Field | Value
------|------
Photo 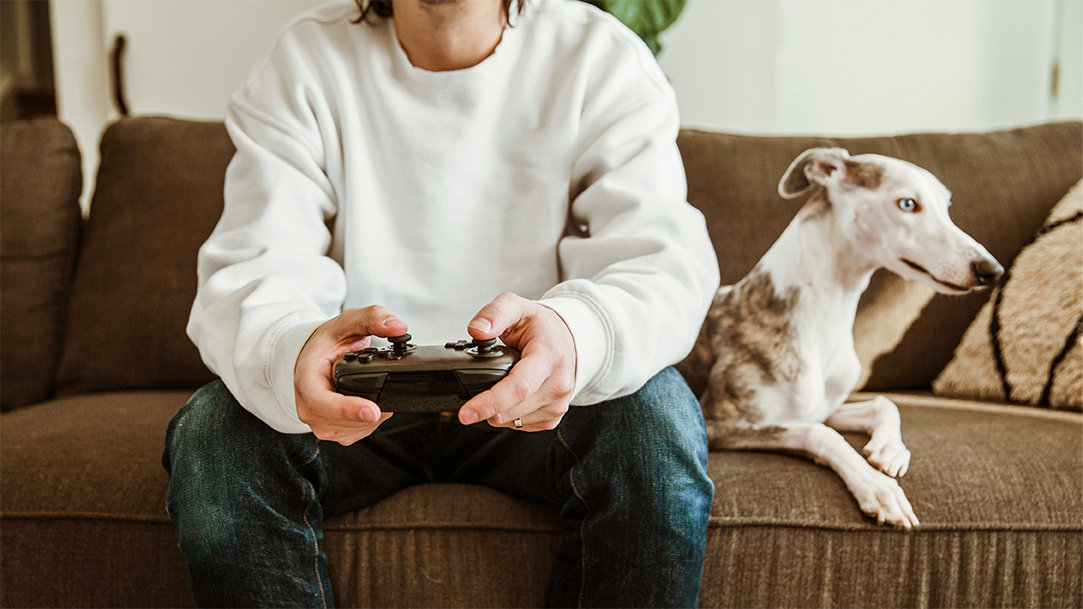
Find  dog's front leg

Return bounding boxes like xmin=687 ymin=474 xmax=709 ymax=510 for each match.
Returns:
xmin=825 ymin=395 xmax=911 ymax=478
xmin=710 ymin=421 xmax=919 ymax=528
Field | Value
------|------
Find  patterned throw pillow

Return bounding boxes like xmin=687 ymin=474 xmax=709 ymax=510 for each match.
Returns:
xmin=933 ymin=180 xmax=1082 ymax=410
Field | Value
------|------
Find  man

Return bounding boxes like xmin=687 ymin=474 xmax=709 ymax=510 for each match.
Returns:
xmin=163 ymin=0 xmax=719 ymax=606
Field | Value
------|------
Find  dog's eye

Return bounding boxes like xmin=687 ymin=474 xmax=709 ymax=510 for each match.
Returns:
xmin=896 ymin=198 xmax=921 ymax=213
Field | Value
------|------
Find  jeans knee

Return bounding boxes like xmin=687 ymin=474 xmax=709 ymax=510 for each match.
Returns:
xmin=563 ymin=367 xmax=713 ymax=521
xmin=163 ymin=380 xmax=319 ymax=522
xmin=164 ymin=380 xmax=307 ymax=468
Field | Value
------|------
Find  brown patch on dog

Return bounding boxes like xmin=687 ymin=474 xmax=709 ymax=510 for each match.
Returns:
xmin=843 ymin=159 xmax=883 ymax=190
xmin=700 ymin=269 xmax=802 ymax=425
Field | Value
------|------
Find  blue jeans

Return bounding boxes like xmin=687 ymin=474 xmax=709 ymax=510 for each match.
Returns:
xmin=163 ymin=367 xmax=712 ymax=608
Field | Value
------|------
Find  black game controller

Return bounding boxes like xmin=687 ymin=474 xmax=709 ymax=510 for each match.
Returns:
xmin=333 ymin=334 xmax=519 ymax=412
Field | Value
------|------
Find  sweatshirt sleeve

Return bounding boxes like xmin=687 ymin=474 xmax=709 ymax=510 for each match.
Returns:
xmin=187 ymin=39 xmax=343 ymax=433
xmin=536 ymin=76 xmax=720 ymax=406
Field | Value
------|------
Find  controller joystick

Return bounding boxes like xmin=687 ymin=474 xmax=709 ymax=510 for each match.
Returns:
xmin=388 ymin=334 xmax=412 ymax=357
xmin=466 ymin=337 xmax=503 ymax=358
xmin=473 ymin=338 xmax=497 ymax=352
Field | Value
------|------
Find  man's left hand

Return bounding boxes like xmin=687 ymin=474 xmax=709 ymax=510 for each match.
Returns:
xmin=460 ymin=292 xmax=576 ymax=431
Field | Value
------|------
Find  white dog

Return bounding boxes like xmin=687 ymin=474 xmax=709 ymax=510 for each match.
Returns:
xmin=684 ymin=148 xmax=1003 ymax=528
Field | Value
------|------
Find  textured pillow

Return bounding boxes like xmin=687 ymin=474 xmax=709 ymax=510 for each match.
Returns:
xmin=55 ymin=117 xmax=233 ymax=394
xmin=0 ymin=119 xmax=82 ymax=410
xmin=933 ymin=180 xmax=1082 ymax=410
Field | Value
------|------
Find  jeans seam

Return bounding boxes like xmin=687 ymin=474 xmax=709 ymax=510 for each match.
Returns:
xmin=295 ymin=446 xmax=327 ymax=608
xmin=557 ymin=428 xmax=589 ymax=609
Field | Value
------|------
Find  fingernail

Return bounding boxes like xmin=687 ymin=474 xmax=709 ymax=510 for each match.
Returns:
xmin=460 ymin=409 xmax=479 ymax=425
xmin=468 ymin=319 xmax=491 ymax=334
xmin=382 ymin=315 xmax=402 ymax=327
xmin=360 ymin=407 xmax=378 ymax=422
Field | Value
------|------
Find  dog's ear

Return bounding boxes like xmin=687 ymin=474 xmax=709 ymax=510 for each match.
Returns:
xmin=778 ymin=148 xmax=851 ymax=199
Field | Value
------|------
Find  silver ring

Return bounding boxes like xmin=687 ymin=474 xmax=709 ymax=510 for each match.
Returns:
xmin=513 ymin=418 xmax=523 ymax=429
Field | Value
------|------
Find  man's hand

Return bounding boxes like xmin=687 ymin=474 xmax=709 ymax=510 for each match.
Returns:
xmin=294 ymin=306 xmax=408 ymax=445
xmin=460 ymin=292 xmax=576 ymax=431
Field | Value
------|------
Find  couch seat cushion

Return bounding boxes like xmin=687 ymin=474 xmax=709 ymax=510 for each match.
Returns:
xmin=699 ymin=393 xmax=1082 ymax=609
xmin=710 ymin=393 xmax=1082 ymax=529
xmin=2 ymin=392 xmax=1079 ymax=607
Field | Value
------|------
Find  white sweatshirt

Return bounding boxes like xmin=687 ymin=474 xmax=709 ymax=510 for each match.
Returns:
xmin=188 ymin=0 xmax=720 ymax=433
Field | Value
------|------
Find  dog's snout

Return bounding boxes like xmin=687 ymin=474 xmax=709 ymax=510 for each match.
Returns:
xmin=972 ymin=258 xmax=1004 ymax=286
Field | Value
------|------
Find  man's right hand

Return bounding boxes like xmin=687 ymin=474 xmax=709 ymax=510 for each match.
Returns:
xmin=294 ymin=305 xmax=408 ymax=445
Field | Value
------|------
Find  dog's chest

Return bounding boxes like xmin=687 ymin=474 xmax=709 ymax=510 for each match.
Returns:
xmin=803 ymin=323 xmax=862 ymax=415
xmin=703 ymin=271 xmax=864 ymax=424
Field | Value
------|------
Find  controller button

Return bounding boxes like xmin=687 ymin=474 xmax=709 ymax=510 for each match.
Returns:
xmin=344 ymin=352 xmax=358 ymax=362
xmin=358 ymin=354 xmax=375 ymax=363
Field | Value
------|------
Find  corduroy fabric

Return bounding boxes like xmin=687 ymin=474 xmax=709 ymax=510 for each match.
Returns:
xmin=54 ymin=117 xmax=232 ymax=395
xmin=0 ymin=118 xmax=82 ymax=410
xmin=700 ymin=527 xmax=1081 ymax=609
xmin=678 ymin=122 xmax=1083 ymax=391
xmin=2 ymin=392 xmax=1078 ymax=607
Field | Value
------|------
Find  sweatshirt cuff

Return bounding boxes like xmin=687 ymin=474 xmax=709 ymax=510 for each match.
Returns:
xmin=536 ymin=294 xmax=611 ymax=405
xmin=266 ymin=314 xmax=327 ymax=433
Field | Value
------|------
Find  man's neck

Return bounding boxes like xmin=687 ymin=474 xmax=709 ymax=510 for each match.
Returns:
xmin=392 ymin=0 xmax=508 ymax=72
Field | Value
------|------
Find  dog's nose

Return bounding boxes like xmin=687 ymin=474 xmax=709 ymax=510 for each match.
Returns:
xmin=972 ymin=258 xmax=1004 ymax=286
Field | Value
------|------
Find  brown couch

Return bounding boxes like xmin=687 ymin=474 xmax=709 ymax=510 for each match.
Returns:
xmin=2 ymin=116 xmax=1080 ymax=608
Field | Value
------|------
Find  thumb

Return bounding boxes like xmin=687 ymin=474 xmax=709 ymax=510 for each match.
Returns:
xmin=328 ymin=306 xmax=408 ymax=343
xmin=468 ymin=292 xmax=526 ymax=341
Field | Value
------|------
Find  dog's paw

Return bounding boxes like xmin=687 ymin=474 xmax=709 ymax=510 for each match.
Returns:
xmin=863 ymin=433 xmax=911 ymax=478
xmin=852 ymin=471 xmax=920 ymax=529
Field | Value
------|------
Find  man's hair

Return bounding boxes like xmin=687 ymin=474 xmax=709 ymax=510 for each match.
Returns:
xmin=353 ymin=0 xmax=523 ymax=23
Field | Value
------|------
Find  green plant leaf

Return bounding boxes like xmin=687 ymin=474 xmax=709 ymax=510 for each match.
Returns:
xmin=583 ymin=0 xmax=687 ymax=55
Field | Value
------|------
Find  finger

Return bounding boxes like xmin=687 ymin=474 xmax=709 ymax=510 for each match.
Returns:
xmin=331 ymin=303 xmax=407 ymax=342
xmin=315 ymin=412 xmax=394 ymax=446
xmin=468 ymin=292 xmax=526 ymax=341
xmin=303 ymin=308 xmax=409 ymax=378
xmin=298 ymin=380 xmax=384 ymax=425
xmin=458 ymin=352 xmax=548 ymax=425
xmin=485 ymin=373 xmax=570 ymax=429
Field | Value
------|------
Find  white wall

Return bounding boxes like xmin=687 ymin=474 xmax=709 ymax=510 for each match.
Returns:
xmin=50 ymin=0 xmax=113 ymax=210
xmin=52 ymin=0 xmax=1081 ymax=207
xmin=100 ymin=0 xmax=324 ymax=120
xmin=657 ymin=0 xmax=1076 ymax=136
xmin=1052 ymin=0 xmax=1083 ymax=121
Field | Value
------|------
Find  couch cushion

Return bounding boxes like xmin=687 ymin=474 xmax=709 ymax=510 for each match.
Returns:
xmin=55 ymin=117 xmax=233 ymax=394
xmin=678 ymin=121 xmax=1083 ymax=391
xmin=701 ymin=393 xmax=1082 ymax=608
xmin=934 ymin=180 xmax=1083 ymax=410
xmin=2 ymin=391 xmax=1079 ymax=607
xmin=0 ymin=391 xmax=559 ymax=608
xmin=0 ymin=118 xmax=82 ymax=410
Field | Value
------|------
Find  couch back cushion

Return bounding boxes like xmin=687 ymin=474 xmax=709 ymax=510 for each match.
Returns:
xmin=55 ymin=117 xmax=233 ymax=394
xmin=679 ymin=121 xmax=1083 ymax=390
xmin=49 ymin=118 xmax=1083 ymax=395
xmin=1 ymin=119 xmax=82 ymax=409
